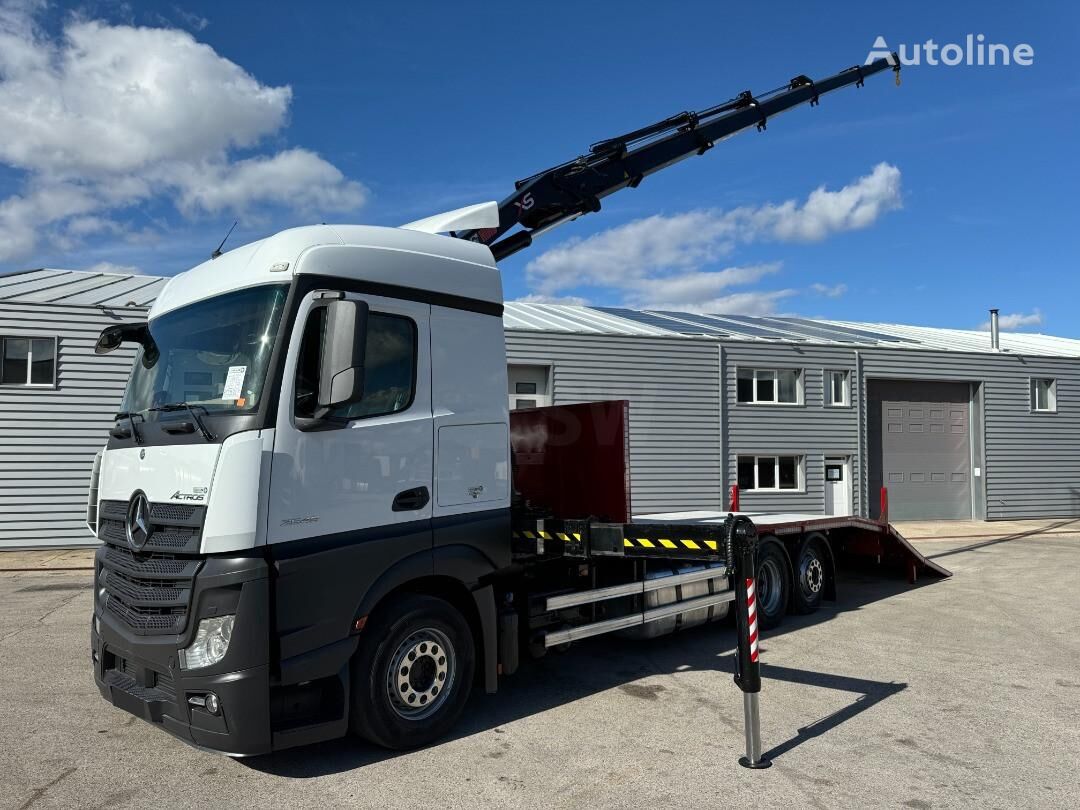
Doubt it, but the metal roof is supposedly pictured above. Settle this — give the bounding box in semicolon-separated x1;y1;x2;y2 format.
504;303;1080;359
3;271;1074;358
0;268;169;308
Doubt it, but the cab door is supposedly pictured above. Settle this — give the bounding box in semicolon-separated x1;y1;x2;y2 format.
267;291;433;545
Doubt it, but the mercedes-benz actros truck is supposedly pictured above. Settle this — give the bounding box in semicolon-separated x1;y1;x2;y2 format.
86;56;937;756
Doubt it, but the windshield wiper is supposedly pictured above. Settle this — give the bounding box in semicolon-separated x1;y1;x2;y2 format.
114;411;145;445
148;402;217;442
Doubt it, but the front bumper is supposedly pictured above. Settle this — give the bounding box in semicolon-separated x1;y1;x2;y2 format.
90;548;273;756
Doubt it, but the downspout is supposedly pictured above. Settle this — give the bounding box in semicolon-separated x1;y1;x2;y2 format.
854;349;865;518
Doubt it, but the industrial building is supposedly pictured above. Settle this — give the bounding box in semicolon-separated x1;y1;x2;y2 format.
506;305;1080;523
2;268;1078;549
0;269;168;549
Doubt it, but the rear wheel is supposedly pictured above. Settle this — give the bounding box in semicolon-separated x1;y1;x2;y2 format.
754;540;791;631
792;534;828;615
350;593;475;749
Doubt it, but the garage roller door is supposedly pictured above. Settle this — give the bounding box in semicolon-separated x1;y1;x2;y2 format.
869;381;972;520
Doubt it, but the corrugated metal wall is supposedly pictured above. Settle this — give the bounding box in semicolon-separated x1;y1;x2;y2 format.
505;331;723;514
509;332;1080;521
859;349;1080;519
721;344;860;514
0;302;144;548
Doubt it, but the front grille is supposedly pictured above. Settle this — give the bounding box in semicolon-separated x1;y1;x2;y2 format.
149;503;199;522
106;599;188;634
100;545;202;636
99;519;199;551
97;499;205;554
101;569;187;605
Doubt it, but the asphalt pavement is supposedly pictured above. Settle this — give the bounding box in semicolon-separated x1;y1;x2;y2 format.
1;525;1078;809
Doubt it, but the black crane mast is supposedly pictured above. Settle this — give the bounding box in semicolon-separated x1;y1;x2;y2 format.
456;55;900;261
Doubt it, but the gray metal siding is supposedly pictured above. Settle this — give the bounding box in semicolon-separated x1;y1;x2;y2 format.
0;302;144;548
505;331;722;514
859;349;1080;520
721;344;860;514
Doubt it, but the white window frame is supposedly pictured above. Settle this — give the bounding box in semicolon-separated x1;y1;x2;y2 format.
0;335;58;388
825;369;850;407
508;363;552;410
736;367;803;405
1030;377;1057;413
736;454;804;492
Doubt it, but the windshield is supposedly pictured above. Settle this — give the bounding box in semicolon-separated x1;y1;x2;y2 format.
122;284;289;415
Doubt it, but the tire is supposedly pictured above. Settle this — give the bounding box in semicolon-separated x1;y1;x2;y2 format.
791;533;828;615
350;593;475;750
754;540;791;631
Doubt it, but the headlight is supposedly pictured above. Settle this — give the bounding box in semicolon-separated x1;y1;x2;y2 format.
178;615;234;670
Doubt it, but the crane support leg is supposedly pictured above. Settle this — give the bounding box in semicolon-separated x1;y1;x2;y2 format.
731;515;772;769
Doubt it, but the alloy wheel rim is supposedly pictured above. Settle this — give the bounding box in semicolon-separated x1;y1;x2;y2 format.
386;627;456;720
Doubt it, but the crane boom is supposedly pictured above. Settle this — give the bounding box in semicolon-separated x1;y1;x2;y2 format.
456;55;900;261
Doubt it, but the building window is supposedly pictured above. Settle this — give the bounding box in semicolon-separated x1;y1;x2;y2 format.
825;370;849;406
737;455;802;491
1;336;57;386
508;364;551;410
1031;378;1057;413
736;368;802;405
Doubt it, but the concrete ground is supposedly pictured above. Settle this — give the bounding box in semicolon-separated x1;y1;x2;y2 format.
1;522;1078;809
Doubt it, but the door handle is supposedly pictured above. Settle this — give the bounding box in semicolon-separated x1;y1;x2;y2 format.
392;486;430;512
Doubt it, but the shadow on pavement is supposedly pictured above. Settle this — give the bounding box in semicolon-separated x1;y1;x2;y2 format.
759;664;907;761
245;568;929;778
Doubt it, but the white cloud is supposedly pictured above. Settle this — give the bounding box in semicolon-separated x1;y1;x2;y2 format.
523;165;900;315
978;309;1043;331
811;282;848;298
761;163;902;241
175;149;366;215
627;263;783;310
644;288;798;316
0;3;365;262
514;293;591;306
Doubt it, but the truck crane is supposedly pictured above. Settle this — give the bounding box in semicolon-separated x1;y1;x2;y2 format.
456;55;901;260
86;54;937;763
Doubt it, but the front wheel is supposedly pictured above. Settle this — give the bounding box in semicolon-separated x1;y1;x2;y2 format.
350;594;475;749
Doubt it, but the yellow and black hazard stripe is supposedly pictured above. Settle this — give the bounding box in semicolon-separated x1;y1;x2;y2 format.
622;536;721;553
512;529;584;544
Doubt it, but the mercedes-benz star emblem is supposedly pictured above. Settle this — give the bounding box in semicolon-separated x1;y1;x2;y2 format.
126;491;152;551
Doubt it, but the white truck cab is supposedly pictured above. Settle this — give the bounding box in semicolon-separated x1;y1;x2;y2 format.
91;218;516;754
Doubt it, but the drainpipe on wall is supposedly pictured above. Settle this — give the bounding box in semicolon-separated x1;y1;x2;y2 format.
989;308;1000;351
854;349;864;518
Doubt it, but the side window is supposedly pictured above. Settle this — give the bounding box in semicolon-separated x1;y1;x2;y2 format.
1031;378;1057;413
294;306;417;421
294;308;326;419
1;336;57;386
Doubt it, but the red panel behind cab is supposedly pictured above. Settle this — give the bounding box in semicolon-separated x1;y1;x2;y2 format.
510;400;632;523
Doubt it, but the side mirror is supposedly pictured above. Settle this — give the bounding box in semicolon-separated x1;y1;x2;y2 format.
94;325;125;354
317;299;369;411
95;323;158;367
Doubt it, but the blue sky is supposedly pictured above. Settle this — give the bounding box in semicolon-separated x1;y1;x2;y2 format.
1;1;1077;333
